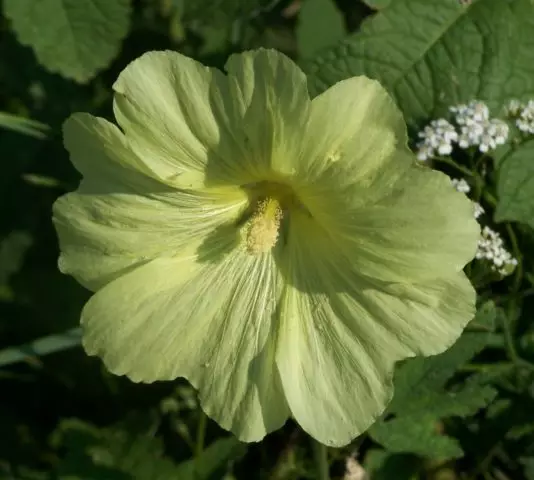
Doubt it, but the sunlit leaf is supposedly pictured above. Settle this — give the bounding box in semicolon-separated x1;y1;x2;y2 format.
4;0;132;83
303;0;534;126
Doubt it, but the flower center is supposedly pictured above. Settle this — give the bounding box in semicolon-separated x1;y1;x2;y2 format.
245;197;282;255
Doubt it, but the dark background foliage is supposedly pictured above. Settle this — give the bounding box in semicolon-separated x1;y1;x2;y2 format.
1;0;534;478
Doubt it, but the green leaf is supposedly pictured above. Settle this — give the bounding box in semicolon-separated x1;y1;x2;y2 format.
369;381;496;460
0;112;48;139
0;327;82;368
22;173;63;189
362;0;392;9
364;450;420;480
368;303;498;461
0;230;33;302
369;414;463;460
52;419;246;480
3;0;132;83
2;467;49;480
296;0;346;58
388;301;497;414
53;419;182;480
522;457;534;480
0;231;32;287
303;0;534;126
174;437;247;480
181;0;280;25
393;381;497;418
495;139;534;229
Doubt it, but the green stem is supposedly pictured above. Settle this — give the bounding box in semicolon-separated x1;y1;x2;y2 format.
474;152;489;170
460;362;516;372
195;411;208;458
432;156;474;178
505;224;523;293
482;191;498;208
472;169;484;202
311;439;329;480
502;300;519;364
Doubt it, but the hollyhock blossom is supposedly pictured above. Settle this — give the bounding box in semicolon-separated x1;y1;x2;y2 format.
53;49;479;446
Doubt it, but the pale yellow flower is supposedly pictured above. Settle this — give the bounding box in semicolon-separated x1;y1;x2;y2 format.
53;49;479;446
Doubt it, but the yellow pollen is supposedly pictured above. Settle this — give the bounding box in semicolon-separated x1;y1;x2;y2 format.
245;197;282;255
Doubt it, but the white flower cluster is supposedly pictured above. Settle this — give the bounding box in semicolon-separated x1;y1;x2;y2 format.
450;101;509;153
476;226;518;276
416;119;458;161
450;177;517;276
417;118;458;161
506;99;534;134
450;178;484;219
416;100;509;161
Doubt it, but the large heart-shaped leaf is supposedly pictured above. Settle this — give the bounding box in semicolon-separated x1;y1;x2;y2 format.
303;0;534;126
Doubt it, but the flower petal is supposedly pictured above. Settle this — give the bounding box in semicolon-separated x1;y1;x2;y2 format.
81;251;290;442
293;77;478;283
53;113;247;291
294;76;411;208
113;49;311;186
224;49;311;177
276;212;475;446
330;167;480;282
113;51;251;186
62;112;179;188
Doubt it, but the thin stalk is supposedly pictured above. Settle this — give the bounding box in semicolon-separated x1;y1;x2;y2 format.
195;411;208;458
311;439;329;480
432;156;474;177
460;362;515;372
505;224;523;293
482;191;498;208
502;299;519;364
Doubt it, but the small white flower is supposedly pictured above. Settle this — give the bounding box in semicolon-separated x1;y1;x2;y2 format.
416;143;433;161
479;119;509;152
490;119;509;144
504;99;523;117
476;226;517;276
451;101;489;125
516;100;534;134
437;142;453;155
416;119;458;161
473;202;484;219
451;178;471;194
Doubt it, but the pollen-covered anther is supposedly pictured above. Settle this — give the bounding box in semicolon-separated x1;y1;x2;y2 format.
245;197;283;255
